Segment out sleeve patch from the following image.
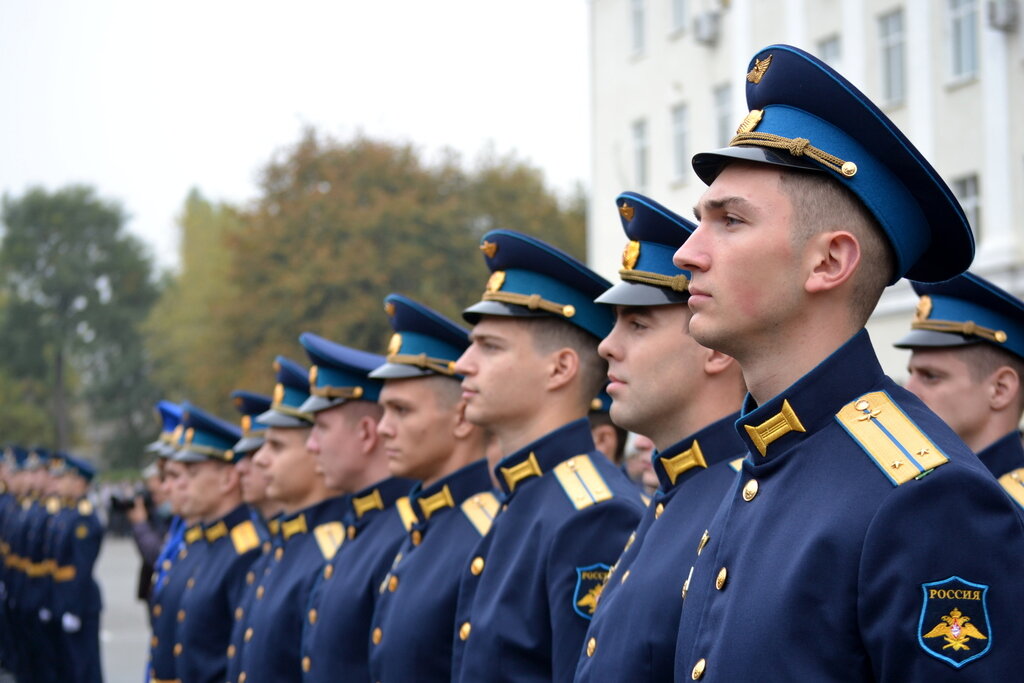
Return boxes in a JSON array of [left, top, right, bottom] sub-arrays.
[[313, 521, 345, 561], [553, 455, 613, 510], [460, 492, 500, 537], [573, 563, 610, 619], [835, 391, 948, 485], [919, 576, 991, 668], [230, 520, 260, 555]]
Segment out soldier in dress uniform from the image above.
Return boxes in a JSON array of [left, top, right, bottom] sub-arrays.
[[450, 229, 646, 682], [669, 44, 1024, 680], [15, 448, 57, 683], [574, 192, 746, 682], [225, 390, 279, 683], [172, 402, 261, 683], [0, 446, 28, 680], [233, 356, 347, 683], [895, 272, 1024, 508], [148, 436, 204, 683], [48, 454, 103, 683], [296, 332, 413, 682], [367, 293, 500, 682]]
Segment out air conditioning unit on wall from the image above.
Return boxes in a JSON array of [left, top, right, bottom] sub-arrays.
[[694, 11, 721, 46], [988, 0, 1019, 31]]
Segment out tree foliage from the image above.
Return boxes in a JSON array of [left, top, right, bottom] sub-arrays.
[[146, 130, 587, 418], [0, 185, 161, 466]]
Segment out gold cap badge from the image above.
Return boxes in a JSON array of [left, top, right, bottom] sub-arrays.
[[480, 241, 498, 258], [621, 241, 640, 271], [387, 333, 402, 357], [384, 301, 396, 317], [736, 109, 763, 135], [486, 271, 506, 293], [915, 295, 932, 322], [747, 54, 772, 84], [618, 203, 635, 222], [273, 383, 285, 405]]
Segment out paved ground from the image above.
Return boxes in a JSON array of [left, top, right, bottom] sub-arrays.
[[97, 535, 149, 683]]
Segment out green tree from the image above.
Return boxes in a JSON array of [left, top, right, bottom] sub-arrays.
[[0, 185, 160, 466], [146, 130, 586, 418]]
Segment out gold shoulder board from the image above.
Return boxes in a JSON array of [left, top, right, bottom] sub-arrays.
[[78, 499, 93, 516], [553, 455, 613, 510], [460, 492, 500, 536], [230, 520, 260, 555], [313, 521, 345, 561], [46, 498, 60, 514], [836, 391, 949, 486], [394, 497, 418, 532], [998, 468, 1024, 510]]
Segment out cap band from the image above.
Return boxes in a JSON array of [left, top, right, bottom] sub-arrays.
[[387, 352, 457, 376]]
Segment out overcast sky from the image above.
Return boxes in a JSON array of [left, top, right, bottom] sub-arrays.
[[0, 0, 591, 270]]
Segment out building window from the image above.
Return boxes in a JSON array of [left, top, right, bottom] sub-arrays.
[[713, 84, 732, 147], [952, 174, 980, 240], [878, 9, 905, 105], [671, 0, 688, 33], [948, 0, 978, 81], [631, 0, 646, 55], [817, 34, 841, 70], [672, 104, 689, 181], [632, 119, 649, 189]]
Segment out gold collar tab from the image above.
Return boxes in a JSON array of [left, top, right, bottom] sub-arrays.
[[418, 485, 456, 520], [205, 521, 227, 543], [659, 439, 709, 485], [500, 452, 543, 492], [282, 514, 308, 540], [353, 489, 384, 518], [744, 399, 806, 456]]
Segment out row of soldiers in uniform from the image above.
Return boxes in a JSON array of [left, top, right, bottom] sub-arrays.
[[0, 448, 103, 683], [144, 48, 1024, 683], [20, 42, 1024, 683]]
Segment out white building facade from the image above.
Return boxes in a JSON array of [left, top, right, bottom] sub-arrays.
[[587, 0, 1024, 378]]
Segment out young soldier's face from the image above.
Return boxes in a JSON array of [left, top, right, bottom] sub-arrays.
[[254, 426, 315, 510], [377, 376, 460, 486], [674, 163, 804, 358], [455, 316, 552, 431], [599, 303, 705, 446], [181, 460, 228, 522], [906, 347, 991, 447], [235, 453, 271, 506]]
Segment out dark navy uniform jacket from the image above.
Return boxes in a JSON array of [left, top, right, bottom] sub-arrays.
[[300, 477, 412, 682], [979, 431, 1024, 513], [49, 497, 104, 683], [451, 419, 645, 683], [368, 460, 499, 682], [226, 514, 281, 683], [175, 505, 261, 683], [672, 330, 1024, 681], [233, 495, 347, 683], [149, 524, 206, 683], [574, 413, 743, 682]]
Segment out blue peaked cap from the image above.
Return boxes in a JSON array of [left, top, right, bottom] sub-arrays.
[[174, 401, 244, 464], [894, 272, 1024, 362], [25, 447, 50, 471], [369, 293, 469, 380], [64, 454, 97, 482], [596, 192, 696, 306], [256, 356, 315, 428], [463, 229, 615, 339], [692, 44, 974, 284], [230, 390, 272, 454], [147, 400, 183, 457], [299, 333, 385, 414], [4, 446, 27, 471]]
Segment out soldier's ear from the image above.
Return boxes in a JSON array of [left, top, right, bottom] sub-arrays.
[[804, 230, 860, 294]]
